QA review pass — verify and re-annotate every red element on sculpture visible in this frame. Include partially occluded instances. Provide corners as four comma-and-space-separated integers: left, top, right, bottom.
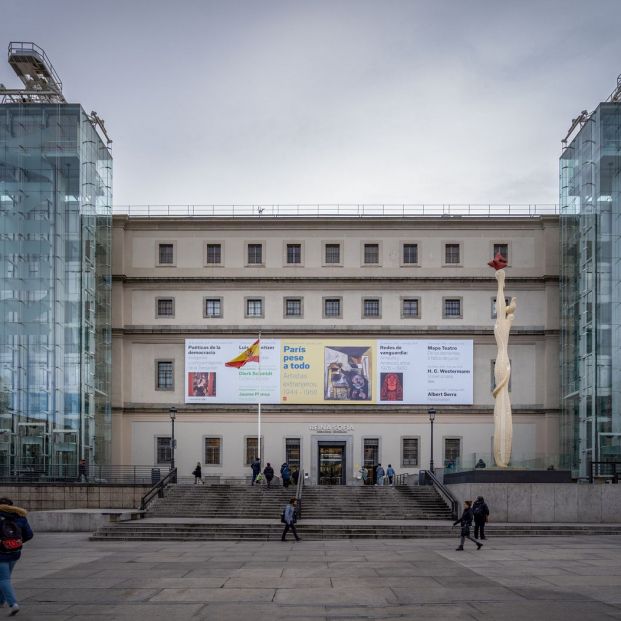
487, 252, 508, 270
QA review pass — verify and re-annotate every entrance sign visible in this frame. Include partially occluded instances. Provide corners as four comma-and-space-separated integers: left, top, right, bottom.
185, 338, 473, 405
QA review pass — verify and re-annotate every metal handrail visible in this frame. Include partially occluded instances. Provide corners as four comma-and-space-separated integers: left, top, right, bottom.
589, 461, 621, 483
394, 473, 408, 486
295, 468, 304, 520
140, 467, 177, 511
424, 469, 459, 520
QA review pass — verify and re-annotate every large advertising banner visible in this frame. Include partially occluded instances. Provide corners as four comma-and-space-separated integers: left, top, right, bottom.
184, 339, 472, 405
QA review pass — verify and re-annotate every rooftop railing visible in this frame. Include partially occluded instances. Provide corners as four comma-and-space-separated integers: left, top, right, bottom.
113, 204, 559, 218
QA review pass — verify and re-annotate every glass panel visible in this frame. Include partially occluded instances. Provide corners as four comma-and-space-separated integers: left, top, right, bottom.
402, 438, 419, 466
159, 244, 174, 264
402, 298, 419, 318
444, 299, 461, 317
445, 243, 460, 264
325, 243, 340, 264
286, 244, 301, 264
157, 361, 173, 389
285, 298, 301, 316
285, 438, 300, 468
364, 299, 380, 317
403, 243, 418, 264
247, 244, 262, 264
205, 299, 221, 317
157, 437, 172, 463
324, 299, 341, 317
204, 437, 221, 465
157, 298, 174, 317
246, 299, 263, 317
493, 243, 508, 262
364, 244, 379, 264
206, 244, 221, 264
319, 445, 344, 485
444, 438, 461, 467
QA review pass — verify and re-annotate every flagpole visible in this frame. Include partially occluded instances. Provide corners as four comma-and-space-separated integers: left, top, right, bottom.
257, 332, 262, 462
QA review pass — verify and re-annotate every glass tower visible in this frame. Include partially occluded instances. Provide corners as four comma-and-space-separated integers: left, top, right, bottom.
0, 103, 112, 477
560, 101, 621, 476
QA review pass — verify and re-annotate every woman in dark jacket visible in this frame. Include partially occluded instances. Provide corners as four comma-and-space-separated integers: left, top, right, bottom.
192, 462, 204, 485
0, 497, 34, 615
453, 500, 482, 551
263, 463, 275, 488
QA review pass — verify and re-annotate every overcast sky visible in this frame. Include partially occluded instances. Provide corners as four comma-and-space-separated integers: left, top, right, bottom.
2, 0, 620, 206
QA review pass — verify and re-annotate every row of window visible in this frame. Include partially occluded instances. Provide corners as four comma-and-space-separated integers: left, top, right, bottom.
155, 295, 511, 320
156, 241, 510, 268
155, 435, 463, 469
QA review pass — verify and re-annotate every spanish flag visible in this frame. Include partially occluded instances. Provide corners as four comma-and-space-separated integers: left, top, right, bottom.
225, 339, 260, 368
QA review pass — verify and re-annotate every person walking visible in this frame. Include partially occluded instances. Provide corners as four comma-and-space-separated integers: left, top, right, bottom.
453, 500, 482, 551
0, 497, 34, 615
192, 462, 204, 484
473, 496, 490, 540
250, 457, 261, 486
291, 467, 300, 486
78, 459, 88, 483
386, 464, 395, 485
281, 497, 301, 542
263, 463, 274, 488
280, 462, 291, 488
375, 463, 385, 486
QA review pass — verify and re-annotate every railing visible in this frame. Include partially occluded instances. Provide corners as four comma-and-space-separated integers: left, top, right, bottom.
295, 469, 304, 520
394, 473, 408, 486
0, 465, 167, 485
589, 461, 621, 483
424, 470, 459, 520
113, 204, 559, 219
140, 467, 177, 511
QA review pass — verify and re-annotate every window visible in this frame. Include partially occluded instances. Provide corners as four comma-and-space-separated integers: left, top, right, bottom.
204, 298, 222, 318
444, 438, 461, 468
443, 297, 462, 319
204, 437, 222, 465
402, 243, 418, 265
325, 243, 341, 264
493, 243, 509, 263
246, 298, 264, 318
284, 298, 302, 317
491, 297, 510, 319
363, 243, 379, 264
286, 438, 301, 469
156, 437, 172, 464
402, 298, 420, 319
363, 438, 379, 468
206, 243, 222, 265
491, 359, 512, 391
444, 243, 460, 265
247, 243, 263, 265
286, 243, 302, 265
156, 360, 174, 391
363, 298, 381, 318
323, 297, 342, 318
158, 243, 174, 265
402, 438, 419, 467
156, 297, 174, 318
245, 437, 263, 465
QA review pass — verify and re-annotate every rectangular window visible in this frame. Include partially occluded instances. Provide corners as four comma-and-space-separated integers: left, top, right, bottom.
444, 438, 461, 468
245, 437, 263, 465
491, 297, 510, 319
156, 297, 174, 317
443, 298, 462, 318
364, 243, 379, 264
246, 298, 263, 318
158, 243, 174, 265
156, 360, 174, 391
247, 243, 263, 265
363, 438, 379, 468
491, 359, 512, 391
285, 438, 301, 469
493, 243, 509, 263
402, 438, 419, 467
325, 243, 341, 264
402, 298, 420, 318
204, 298, 222, 318
204, 437, 222, 465
286, 243, 302, 264
285, 298, 302, 317
444, 243, 460, 264
157, 437, 172, 464
363, 298, 380, 318
403, 243, 418, 265
324, 298, 341, 318
206, 243, 222, 264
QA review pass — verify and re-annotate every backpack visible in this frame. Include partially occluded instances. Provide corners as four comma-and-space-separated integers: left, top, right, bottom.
472, 503, 484, 517
0, 515, 22, 553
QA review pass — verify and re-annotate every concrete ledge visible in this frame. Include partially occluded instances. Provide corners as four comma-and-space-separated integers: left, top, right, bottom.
28, 509, 134, 532
444, 469, 572, 484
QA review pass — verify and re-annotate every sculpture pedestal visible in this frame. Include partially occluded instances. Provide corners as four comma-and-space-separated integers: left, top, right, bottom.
443, 469, 572, 484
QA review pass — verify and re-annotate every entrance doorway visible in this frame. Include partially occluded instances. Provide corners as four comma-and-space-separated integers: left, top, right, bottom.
318, 442, 346, 485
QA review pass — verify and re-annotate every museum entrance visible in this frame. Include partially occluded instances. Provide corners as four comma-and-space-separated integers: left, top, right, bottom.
318, 442, 346, 485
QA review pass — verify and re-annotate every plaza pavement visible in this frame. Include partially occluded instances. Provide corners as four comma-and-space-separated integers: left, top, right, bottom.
8, 533, 621, 620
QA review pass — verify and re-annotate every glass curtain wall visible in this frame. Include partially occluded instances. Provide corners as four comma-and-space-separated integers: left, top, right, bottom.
560, 102, 621, 477
0, 103, 112, 478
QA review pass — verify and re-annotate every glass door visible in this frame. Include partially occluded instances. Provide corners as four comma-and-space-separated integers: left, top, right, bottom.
319, 444, 345, 485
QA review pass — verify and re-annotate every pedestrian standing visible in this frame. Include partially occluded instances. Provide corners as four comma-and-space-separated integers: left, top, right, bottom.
192, 462, 204, 485
473, 496, 490, 540
281, 462, 291, 488
250, 457, 261, 486
0, 497, 34, 615
281, 497, 301, 542
291, 467, 300, 486
386, 464, 395, 485
263, 463, 274, 488
453, 500, 483, 551
375, 463, 385, 486
78, 459, 88, 483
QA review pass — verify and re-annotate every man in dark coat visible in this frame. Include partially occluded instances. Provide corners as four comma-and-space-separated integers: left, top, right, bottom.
263, 463, 275, 488
250, 457, 261, 485
0, 497, 34, 615
453, 500, 482, 551
472, 496, 490, 540
281, 463, 291, 488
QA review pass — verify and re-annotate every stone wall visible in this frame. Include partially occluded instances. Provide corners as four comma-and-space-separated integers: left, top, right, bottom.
0, 485, 152, 511
446, 482, 621, 523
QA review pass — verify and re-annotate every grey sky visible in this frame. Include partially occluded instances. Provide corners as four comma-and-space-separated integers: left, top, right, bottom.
2, 0, 620, 206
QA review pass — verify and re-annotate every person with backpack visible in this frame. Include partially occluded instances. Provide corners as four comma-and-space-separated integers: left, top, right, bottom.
263, 463, 274, 488
280, 462, 291, 488
375, 463, 385, 486
192, 462, 204, 485
250, 457, 261, 486
453, 500, 482, 551
472, 496, 490, 540
281, 497, 301, 542
386, 464, 396, 485
0, 497, 34, 615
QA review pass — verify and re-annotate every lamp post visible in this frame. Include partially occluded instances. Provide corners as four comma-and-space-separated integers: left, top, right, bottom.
428, 408, 436, 473
169, 407, 177, 475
